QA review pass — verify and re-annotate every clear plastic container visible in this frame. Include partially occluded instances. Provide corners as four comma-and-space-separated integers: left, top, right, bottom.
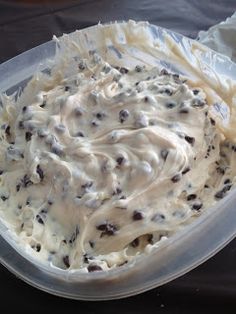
0, 21, 236, 300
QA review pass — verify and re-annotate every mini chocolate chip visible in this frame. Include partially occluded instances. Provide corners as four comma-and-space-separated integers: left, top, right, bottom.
81, 181, 93, 189
184, 135, 195, 145
161, 149, 168, 160
160, 69, 169, 75
36, 214, 44, 225
35, 244, 41, 252
64, 86, 70, 91
135, 65, 142, 72
192, 203, 202, 211
116, 156, 125, 166
224, 178, 231, 184
21, 175, 33, 188
22, 106, 27, 112
187, 194, 197, 201
171, 174, 181, 183
131, 238, 139, 248
89, 240, 95, 248
36, 165, 44, 181
1, 195, 8, 201
78, 62, 86, 70
69, 226, 80, 244
48, 200, 53, 206
210, 118, 216, 126
96, 112, 106, 120
119, 109, 129, 123
165, 102, 175, 109
216, 167, 225, 175
88, 264, 102, 272
91, 120, 99, 127
204, 184, 209, 188
119, 67, 129, 74
63, 255, 70, 268
40, 100, 47, 108
0, 170, 3, 175
133, 210, 144, 221
193, 89, 199, 95
152, 213, 165, 223
119, 195, 126, 200
144, 96, 149, 102
25, 131, 32, 142
76, 131, 85, 137
96, 222, 118, 237
5, 125, 11, 136
182, 167, 190, 175
135, 81, 140, 86
18, 121, 24, 129
16, 184, 21, 192
162, 89, 173, 96
179, 108, 189, 114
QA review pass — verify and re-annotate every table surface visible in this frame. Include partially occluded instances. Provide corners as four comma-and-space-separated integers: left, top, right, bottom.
1, 1, 236, 312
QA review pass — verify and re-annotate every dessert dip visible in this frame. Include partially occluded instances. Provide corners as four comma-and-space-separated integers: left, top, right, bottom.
0, 50, 235, 273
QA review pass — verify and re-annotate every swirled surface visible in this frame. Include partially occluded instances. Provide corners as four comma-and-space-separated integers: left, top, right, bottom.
0, 53, 235, 272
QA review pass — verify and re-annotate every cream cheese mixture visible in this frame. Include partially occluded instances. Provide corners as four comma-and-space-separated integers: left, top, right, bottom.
0, 52, 236, 272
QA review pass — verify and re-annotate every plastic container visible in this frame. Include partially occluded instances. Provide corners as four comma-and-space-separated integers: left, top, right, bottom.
0, 21, 236, 300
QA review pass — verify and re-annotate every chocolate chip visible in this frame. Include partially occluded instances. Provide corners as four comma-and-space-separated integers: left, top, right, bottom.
204, 184, 209, 188
91, 120, 99, 127
187, 194, 197, 201
210, 118, 216, 126
171, 174, 181, 183
18, 121, 24, 129
131, 238, 139, 248
40, 100, 46, 108
16, 184, 21, 192
81, 181, 93, 189
63, 255, 70, 268
182, 167, 190, 175
26, 198, 31, 205
113, 187, 122, 195
5, 125, 11, 136
192, 203, 202, 211
151, 213, 165, 223
216, 167, 225, 175
35, 244, 41, 252
165, 102, 175, 109
22, 106, 27, 112
215, 185, 232, 199
162, 89, 173, 96
89, 240, 95, 248
135, 65, 142, 72
119, 109, 129, 123
69, 226, 80, 244
76, 131, 85, 137
36, 165, 44, 181
179, 108, 189, 114
1, 195, 8, 201
193, 89, 199, 95
78, 62, 86, 70
21, 175, 33, 188
87, 264, 102, 272
116, 156, 125, 166
25, 131, 32, 142
224, 178, 231, 184
184, 135, 195, 145
119, 67, 129, 74
161, 149, 168, 160
96, 222, 118, 237
132, 210, 144, 221
96, 112, 106, 120
64, 86, 70, 92
36, 214, 44, 225
144, 96, 149, 103
160, 69, 169, 75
